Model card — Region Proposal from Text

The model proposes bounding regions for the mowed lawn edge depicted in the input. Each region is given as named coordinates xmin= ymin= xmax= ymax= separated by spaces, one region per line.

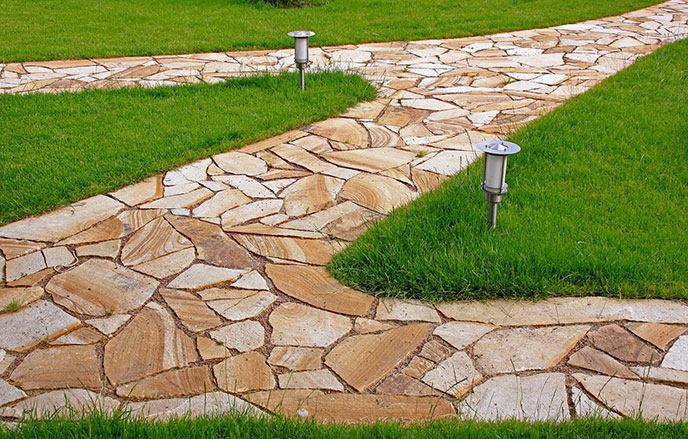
xmin=0 ymin=0 xmax=663 ymax=62
xmin=329 ymin=38 xmax=688 ymax=301
xmin=0 ymin=72 xmax=376 ymax=225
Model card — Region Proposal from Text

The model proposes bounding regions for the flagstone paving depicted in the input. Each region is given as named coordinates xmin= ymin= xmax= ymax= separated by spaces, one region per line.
xmin=1 ymin=0 xmax=688 ymax=424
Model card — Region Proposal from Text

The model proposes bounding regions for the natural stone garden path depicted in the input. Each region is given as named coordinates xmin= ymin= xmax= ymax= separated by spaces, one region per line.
xmin=2 ymin=0 xmax=688 ymax=424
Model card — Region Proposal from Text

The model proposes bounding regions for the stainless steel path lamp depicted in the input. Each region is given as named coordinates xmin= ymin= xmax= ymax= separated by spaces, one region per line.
xmin=476 ymin=140 xmax=521 ymax=229
xmin=288 ymin=31 xmax=315 ymax=91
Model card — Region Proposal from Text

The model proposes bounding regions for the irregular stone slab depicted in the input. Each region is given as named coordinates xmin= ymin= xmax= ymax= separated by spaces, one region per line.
xmin=433 ymin=321 xmax=495 ymax=350
xmin=126 ymin=391 xmax=265 ymax=420
xmin=121 ymin=217 xmax=192 ymax=266
xmin=104 ymin=303 xmax=197 ymax=385
xmin=375 ymin=299 xmax=441 ymax=323
xmin=51 ymin=327 xmax=103 ymax=345
xmin=268 ymin=347 xmax=323 ymax=371
xmin=161 ymin=288 xmax=222 ymax=332
xmin=192 ymin=189 xmax=251 ymax=218
xmin=197 ymin=336 xmax=230 ymax=360
xmin=325 ymin=324 xmax=433 ymax=392
xmin=0 ymin=349 xmax=15 ymax=374
xmin=231 ymin=271 xmax=269 ymax=290
xmin=269 ymin=303 xmax=352 ymax=347
xmin=419 ymin=340 xmax=453 ymax=363
xmin=166 ymin=215 xmax=255 ymax=270
xmin=266 ymin=264 xmax=374 ymax=316
xmin=280 ymin=175 xmax=343 ymax=217
xmin=570 ymin=386 xmax=620 ymax=419
xmin=110 ymin=176 xmax=164 ymax=206
xmin=76 ymin=240 xmax=121 ymax=258
xmin=0 ymin=286 xmax=43 ymax=310
xmin=422 ymin=351 xmax=482 ymax=397
xmin=0 ymin=195 xmax=123 ymax=242
xmin=280 ymin=201 xmax=371 ymax=232
xmin=133 ymin=247 xmax=195 ymax=279
xmin=214 ymin=351 xmax=275 ymax=393
xmin=575 ymin=374 xmax=688 ymax=421
xmin=307 ymin=118 xmax=368 ymax=148
xmin=5 ymin=251 xmax=46 ymax=283
xmin=140 ymin=188 xmax=213 ymax=209
xmin=227 ymin=223 xmax=323 ymax=239
xmin=167 ymin=264 xmax=246 ymax=290
xmin=340 ymin=173 xmax=416 ymax=214
xmin=416 ymin=150 xmax=481 ymax=175
xmin=354 ymin=318 xmax=395 ymax=334
xmin=322 ymin=148 xmax=416 ymax=173
xmin=271 ymin=144 xmax=334 ymax=173
xmin=411 ymin=167 xmax=448 ymax=193
xmin=234 ymin=235 xmax=340 ymax=266
xmin=203 ymin=289 xmax=276 ymax=321
xmin=626 ymin=322 xmax=687 ymax=350
xmin=210 ymin=320 xmax=265 ymax=352
xmin=46 ymin=259 xmax=158 ymax=316
xmin=473 ymin=325 xmax=589 ymax=374
xmin=568 ymin=346 xmax=638 ymax=379
xmin=588 ymin=325 xmax=658 ymax=363
xmin=0 ymin=301 xmax=80 ymax=351
xmin=248 ymin=390 xmax=455 ymax=422
xmin=461 ymin=373 xmax=569 ymax=421
xmin=86 ymin=314 xmax=131 ymax=335
xmin=662 ymin=335 xmax=688 ymax=371
xmin=215 ymin=175 xmax=274 ymax=199
xmin=60 ymin=209 xmax=164 ymax=245
xmin=10 ymin=345 xmax=102 ymax=390
xmin=43 ymin=246 xmax=76 ymax=268
xmin=221 ymin=199 xmax=284 ymax=228
xmin=0 ymin=238 xmax=45 ymax=260
xmin=116 ymin=366 xmax=214 ymax=399
xmin=213 ymin=152 xmax=267 ymax=176
xmin=0 ymin=380 xmax=26 ymax=408
xmin=375 ymin=373 xmax=440 ymax=396
xmin=403 ymin=356 xmax=435 ymax=379
xmin=278 ymin=369 xmax=344 ymax=391
xmin=378 ymin=106 xmax=430 ymax=127
xmin=2 ymin=389 xmax=119 ymax=418
xmin=437 ymin=297 xmax=688 ymax=325
xmin=630 ymin=366 xmax=688 ymax=386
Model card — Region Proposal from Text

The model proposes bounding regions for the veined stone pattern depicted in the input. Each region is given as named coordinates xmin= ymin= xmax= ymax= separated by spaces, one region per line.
xmin=1 ymin=0 xmax=688 ymax=424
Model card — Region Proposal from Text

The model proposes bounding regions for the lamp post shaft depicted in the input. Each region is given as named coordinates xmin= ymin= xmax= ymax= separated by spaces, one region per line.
xmin=488 ymin=201 xmax=498 ymax=229
xmin=298 ymin=63 xmax=305 ymax=91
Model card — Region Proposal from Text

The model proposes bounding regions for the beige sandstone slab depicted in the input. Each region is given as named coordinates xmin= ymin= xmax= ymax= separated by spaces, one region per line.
xmin=5 ymin=251 xmax=46 ymax=283
xmin=197 ymin=336 xmax=230 ymax=360
xmin=42 ymin=246 xmax=74 ymax=267
xmin=210 ymin=320 xmax=265 ymax=352
xmin=234 ymin=235 xmax=340 ymax=265
xmin=631 ymin=366 xmax=688 ymax=386
xmin=472 ymin=325 xmax=589 ymax=374
xmin=0 ymin=239 xmax=45 ymax=260
xmin=0 ymin=380 xmax=25 ymax=408
xmin=325 ymin=324 xmax=433 ymax=392
xmin=567 ymin=346 xmax=638 ymax=379
xmin=271 ymin=144 xmax=334 ymax=173
xmin=378 ymin=106 xmax=430 ymax=127
xmin=403 ymin=356 xmax=435 ymax=379
xmin=2 ymin=389 xmax=119 ymax=418
xmin=160 ymin=288 xmax=222 ymax=332
xmin=110 ymin=176 xmax=164 ymax=206
xmin=416 ymin=150 xmax=481 ymax=175
xmin=0 ymin=300 xmax=80 ymax=351
xmin=213 ymin=152 xmax=267 ymax=176
xmin=116 ymin=366 xmax=214 ymax=399
xmin=221 ymin=199 xmax=284 ymax=228
xmin=121 ymin=217 xmax=192 ymax=266
xmin=375 ymin=299 xmax=441 ymax=323
xmin=307 ymin=118 xmax=368 ymax=148
xmin=227 ymin=223 xmax=323 ymax=239
xmin=421 ymin=351 xmax=482 ymax=397
xmin=626 ymin=322 xmax=687 ymax=350
xmin=322 ymin=148 xmax=416 ymax=173
xmin=76 ymin=240 xmax=121 ymax=258
xmin=411 ymin=168 xmax=448 ymax=193
xmin=86 ymin=314 xmax=131 ymax=335
xmin=0 ymin=286 xmax=43 ymax=310
xmin=268 ymin=346 xmax=323 ymax=371
xmin=133 ymin=247 xmax=196 ymax=279
xmin=340 ymin=173 xmax=416 ymax=214
xmin=433 ymin=321 xmax=495 ymax=350
xmin=46 ymin=259 xmax=157 ymax=316
xmin=375 ymin=373 xmax=440 ymax=396
xmin=104 ymin=303 xmax=197 ymax=385
xmin=167 ymin=264 xmax=246 ymax=290
xmin=214 ymin=351 xmax=275 ymax=393
xmin=266 ymin=264 xmax=374 ymax=316
xmin=269 ymin=303 xmax=352 ymax=347
xmin=192 ymin=189 xmax=251 ymax=218
xmin=0 ymin=350 xmax=16 ymax=374
xmin=280 ymin=174 xmax=344 ymax=217
xmin=50 ymin=327 xmax=103 ymax=345
xmin=10 ymin=345 xmax=102 ymax=390
xmin=419 ymin=339 xmax=453 ymax=363
xmin=126 ymin=391 xmax=265 ymax=420
xmin=60 ymin=209 xmax=164 ymax=245
xmin=231 ymin=271 xmax=269 ymax=290
xmin=203 ymin=288 xmax=276 ymax=321
xmin=278 ymin=369 xmax=344 ymax=391
xmin=588 ymin=324 xmax=658 ymax=363
xmin=364 ymin=123 xmax=405 ymax=148
xmin=140 ymin=188 xmax=213 ymax=209
xmin=570 ymin=386 xmax=620 ymax=419
xmin=662 ymin=335 xmax=688 ymax=371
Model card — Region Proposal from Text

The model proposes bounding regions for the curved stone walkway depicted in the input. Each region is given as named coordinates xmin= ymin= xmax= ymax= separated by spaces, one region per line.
xmin=1 ymin=0 xmax=688 ymax=424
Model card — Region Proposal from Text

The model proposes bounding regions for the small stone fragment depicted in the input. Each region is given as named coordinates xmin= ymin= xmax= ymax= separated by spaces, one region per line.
xmin=419 ymin=340 xmax=453 ymax=363
xmin=433 ymin=322 xmax=495 ymax=350
xmin=422 ymin=352 xmax=482 ymax=397
xmin=588 ymin=325 xmax=659 ymax=363
xmin=626 ymin=322 xmax=686 ymax=350
xmin=568 ymin=346 xmax=638 ymax=379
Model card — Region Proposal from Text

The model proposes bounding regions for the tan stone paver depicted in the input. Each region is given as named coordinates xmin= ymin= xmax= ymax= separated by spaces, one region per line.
xmin=1 ymin=0 xmax=688 ymax=423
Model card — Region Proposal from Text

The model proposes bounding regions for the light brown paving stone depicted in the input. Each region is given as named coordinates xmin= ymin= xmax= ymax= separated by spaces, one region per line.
xmin=227 ymin=223 xmax=324 ymax=239
xmin=280 ymin=201 xmax=371 ymax=232
xmin=376 ymin=373 xmax=440 ymax=396
xmin=430 ymin=129 xmax=495 ymax=150
xmin=268 ymin=347 xmax=323 ymax=371
xmin=403 ymin=356 xmax=435 ymax=379
xmin=0 ymin=300 xmax=81 ymax=351
xmin=0 ymin=380 xmax=25 ymax=408
xmin=167 ymin=264 xmax=246 ymax=290
xmin=160 ymin=288 xmax=222 ymax=332
xmin=192 ymin=189 xmax=251 ymax=218
xmin=375 ymin=299 xmax=441 ymax=323
xmin=214 ymin=351 xmax=275 ymax=393
xmin=230 ymin=270 xmax=269 ymax=290
xmin=76 ymin=239 xmax=121 ymax=258
xmin=322 ymin=148 xmax=416 ymax=173
xmin=10 ymin=345 xmax=102 ymax=390
xmin=59 ymin=209 xmax=164 ymax=245
xmin=570 ymin=386 xmax=620 ymax=419
xmin=116 ymin=366 xmax=214 ymax=399
xmin=212 ymin=152 xmax=268 ymax=176
xmin=46 ymin=259 xmax=157 ymax=316
xmin=203 ymin=288 xmax=276 ymax=320
xmin=473 ymin=325 xmax=589 ymax=374
xmin=125 ymin=391 xmax=266 ymax=420
xmin=0 ymin=349 xmax=16 ymax=374
xmin=325 ymin=324 xmax=433 ymax=392
xmin=86 ymin=314 xmax=131 ymax=335
xmin=307 ymin=118 xmax=368 ymax=147
xmin=197 ymin=336 xmax=230 ymax=360
xmin=104 ymin=303 xmax=197 ymax=385
xmin=0 ymin=239 xmax=45 ymax=260
xmin=266 ymin=264 xmax=374 ymax=316
xmin=411 ymin=168 xmax=448 ymax=193
xmin=290 ymin=135 xmax=331 ymax=154
xmin=234 ymin=235 xmax=341 ymax=265
xmin=140 ymin=187 xmax=213 ymax=209
xmin=2 ymin=389 xmax=119 ymax=418
xmin=416 ymin=150 xmax=481 ymax=176
xmin=248 ymin=390 xmax=455 ymax=422
xmin=574 ymin=374 xmax=688 ymax=421
xmin=0 ymin=195 xmax=123 ymax=242
xmin=662 ymin=335 xmax=688 ymax=371
xmin=280 ymin=174 xmax=344 ymax=217
xmin=353 ymin=318 xmax=395 ymax=334
xmin=221 ymin=199 xmax=284 ymax=228
xmin=568 ymin=346 xmax=638 ymax=379
xmin=0 ymin=286 xmax=43 ymax=310
xmin=50 ymin=327 xmax=103 ymax=345
xmin=271 ymin=144 xmax=334 ymax=174
xmin=214 ymin=175 xmax=274 ymax=199
xmin=421 ymin=351 xmax=482 ymax=397
xmin=626 ymin=322 xmax=687 ymax=350
xmin=41 ymin=247 xmax=76 ymax=268
xmin=121 ymin=217 xmax=192 ymax=266
xmin=210 ymin=320 xmax=265 ymax=352
xmin=419 ymin=339 xmax=453 ymax=363
xmin=133 ymin=247 xmax=196 ymax=279
xmin=5 ymin=251 xmax=46 ymax=283
xmin=364 ymin=124 xmax=404 ymax=148
xmin=631 ymin=366 xmax=688 ymax=386
xmin=378 ymin=106 xmax=430 ymax=127
xmin=588 ymin=324 xmax=659 ymax=363
xmin=433 ymin=321 xmax=495 ymax=350
xmin=269 ymin=303 xmax=352 ymax=347
xmin=110 ymin=176 xmax=164 ymax=206
xmin=6 ymin=267 xmax=54 ymax=288
xmin=460 ymin=373 xmax=569 ymax=421
xmin=278 ymin=369 xmax=344 ymax=391
xmin=340 ymin=173 xmax=416 ymax=214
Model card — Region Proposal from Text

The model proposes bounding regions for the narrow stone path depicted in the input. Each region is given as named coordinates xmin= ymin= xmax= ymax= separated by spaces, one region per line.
xmin=1 ymin=0 xmax=688 ymax=424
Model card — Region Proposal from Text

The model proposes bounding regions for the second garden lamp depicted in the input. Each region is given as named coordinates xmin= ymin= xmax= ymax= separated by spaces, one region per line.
xmin=288 ymin=31 xmax=315 ymax=91
xmin=475 ymin=140 xmax=521 ymax=229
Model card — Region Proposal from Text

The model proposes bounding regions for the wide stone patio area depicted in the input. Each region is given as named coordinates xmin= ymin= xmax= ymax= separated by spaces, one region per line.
xmin=1 ymin=0 xmax=688 ymax=424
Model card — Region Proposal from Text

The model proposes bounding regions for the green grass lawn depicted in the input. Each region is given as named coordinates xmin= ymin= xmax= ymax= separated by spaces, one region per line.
xmin=2 ymin=415 xmax=687 ymax=439
xmin=0 ymin=72 xmax=375 ymax=225
xmin=0 ymin=0 xmax=662 ymax=62
xmin=329 ymin=38 xmax=688 ymax=301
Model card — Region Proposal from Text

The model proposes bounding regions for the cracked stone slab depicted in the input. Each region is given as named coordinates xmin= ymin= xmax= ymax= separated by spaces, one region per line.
xmin=421 ymin=351 xmax=482 ymax=397
xmin=0 ymin=301 xmax=81 ymax=351
xmin=202 ymin=288 xmax=277 ymax=321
